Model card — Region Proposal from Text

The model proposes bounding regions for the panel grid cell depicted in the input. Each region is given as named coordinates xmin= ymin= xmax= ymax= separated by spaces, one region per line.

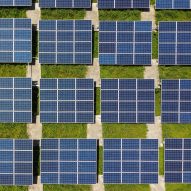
xmin=39 ymin=20 xmax=92 ymax=64
xmin=0 ymin=19 xmax=32 ymax=63
xmin=98 ymin=0 xmax=150 ymax=9
xmin=0 ymin=0 xmax=32 ymax=6
xmin=0 ymin=78 xmax=32 ymax=123
xmin=40 ymin=78 xmax=94 ymax=123
xmin=159 ymin=22 xmax=191 ymax=65
xmin=40 ymin=139 xmax=97 ymax=184
xmin=161 ymin=79 xmax=191 ymax=123
xmin=99 ymin=21 xmax=152 ymax=65
xmin=165 ymin=138 xmax=191 ymax=183
xmin=103 ymin=139 xmax=159 ymax=184
xmin=0 ymin=139 xmax=33 ymax=185
xmin=156 ymin=0 xmax=191 ymax=9
xmin=39 ymin=0 xmax=91 ymax=8
xmin=101 ymin=79 xmax=155 ymax=123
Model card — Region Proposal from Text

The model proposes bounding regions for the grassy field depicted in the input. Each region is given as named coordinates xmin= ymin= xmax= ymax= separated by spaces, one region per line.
xmin=98 ymin=146 xmax=103 ymax=175
xmin=99 ymin=10 xmax=141 ymax=21
xmin=41 ymin=65 xmax=87 ymax=78
xmin=103 ymin=124 xmax=148 ymax=138
xmin=100 ymin=66 xmax=145 ymax=78
xmin=0 ymin=65 xmax=26 ymax=77
xmin=96 ymin=88 xmax=100 ymax=115
xmin=43 ymin=185 xmax=90 ymax=191
xmin=41 ymin=9 xmax=86 ymax=20
xmin=152 ymin=32 xmax=158 ymax=59
xmin=0 ymin=8 xmax=26 ymax=18
xmin=105 ymin=184 xmax=150 ymax=191
xmin=42 ymin=124 xmax=87 ymax=138
xmin=163 ymin=124 xmax=191 ymax=139
xmin=166 ymin=184 xmax=191 ymax=191
xmin=0 ymin=187 xmax=28 ymax=191
xmin=159 ymin=147 xmax=164 ymax=175
xmin=0 ymin=124 xmax=28 ymax=138
xmin=155 ymin=88 xmax=161 ymax=116
xmin=93 ymin=32 xmax=98 ymax=58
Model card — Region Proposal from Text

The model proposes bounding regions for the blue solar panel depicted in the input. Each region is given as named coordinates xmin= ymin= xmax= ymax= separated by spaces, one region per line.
xmin=101 ymin=79 xmax=155 ymax=123
xmin=159 ymin=22 xmax=191 ymax=65
xmin=156 ymin=0 xmax=191 ymax=9
xmin=165 ymin=139 xmax=191 ymax=183
xmin=98 ymin=0 xmax=150 ymax=9
xmin=0 ymin=78 xmax=32 ymax=123
xmin=0 ymin=0 xmax=31 ymax=6
xmin=39 ymin=0 xmax=91 ymax=8
xmin=41 ymin=139 xmax=97 ymax=184
xmin=161 ymin=79 xmax=191 ymax=123
xmin=40 ymin=78 xmax=94 ymax=123
xmin=39 ymin=20 xmax=92 ymax=65
xmin=0 ymin=139 xmax=33 ymax=185
xmin=0 ymin=19 xmax=32 ymax=63
xmin=99 ymin=21 xmax=152 ymax=65
xmin=103 ymin=139 xmax=158 ymax=184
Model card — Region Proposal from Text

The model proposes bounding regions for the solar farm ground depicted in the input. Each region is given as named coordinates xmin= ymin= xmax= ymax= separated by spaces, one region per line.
xmin=1 ymin=1 xmax=191 ymax=191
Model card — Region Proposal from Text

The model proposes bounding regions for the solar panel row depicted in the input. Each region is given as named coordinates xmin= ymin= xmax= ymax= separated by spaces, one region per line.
xmin=0 ymin=0 xmax=31 ymax=6
xmin=156 ymin=0 xmax=191 ymax=9
xmin=161 ymin=79 xmax=191 ymax=123
xmin=99 ymin=21 xmax=152 ymax=65
xmin=0 ymin=139 xmax=33 ymax=185
xmin=0 ymin=19 xmax=32 ymax=63
xmin=0 ymin=78 xmax=32 ymax=123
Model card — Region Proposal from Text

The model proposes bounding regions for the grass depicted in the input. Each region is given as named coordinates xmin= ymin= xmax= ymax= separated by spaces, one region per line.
xmin=163 ymin=124 xmax=191 ymax=139
xmin=156 ymin=10 xmax=191 ymax=23
xmin=0 ymin=124 xmax=28 ymax=138
xmin=0 ymin=8 xmax=26 ymax=18
xmin=0 ymin=65 xmax=26 ymax=77
xmin=98 ymin=146 xmax=103 ymax=175
xmin=43 ymin=185 xmax=90 ymax=191
xmin=96 ymin=88 xmax=100 ymax=115
xmin=159 ymin=66 xmax=191 ymax=79
xmin=0 ymin=187 xmax=28 ymax=191
xmin=42 ymin=124 xmax=87 ymax=138
xmin=166 ymin=184 xmax=191 ymax=191
xmin=100 ymin=66 xmax=145 ymax=78
xmin=41 ymin=65 xmax=87 ymax=78
xmin=150 ymin=0 xmax=155 ymax=5
xmin=41 ymin=9 xmax=86 ymax=20
xmin=155 ymin=88 xmax=161 ymax=116
xmin=159 ymin=147 xmax=164 ymax=175
xmin=103 ymin=124 xmax=148 ymax=138
xmin=152 ymin=32 xmax=158 ymax=59
xmin=105 ymin=185 xmax=150 ymax=191
xmin=99 ymin=10 xmax=141 ymax=21
xmin=93 ymin=31 xmax=98 ymax=58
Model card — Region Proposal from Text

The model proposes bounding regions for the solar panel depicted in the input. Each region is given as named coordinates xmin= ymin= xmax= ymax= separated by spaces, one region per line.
xmin=165 ymin=138 xmax=191 ymax=183
xmin=98 ymin=0 xmax=150 ymax=9
xmin=39 ymin=20 xmax=92 ymax=65
xmin=39 ymin=0 xmax=91 ymax=8
xmin=156 ymin=0 xmax=191 ymax=9
xmin=0 ymin=19 xmax=32 ymax=63
xmin=101 ymin=79 xmax=155 ymax=123
xmin=0 ymin=0 xmax=31 ymax=6
xmin=41 ymin=139 xmax=97 ymax=184
xmin=159 ymin=22 xmax=191 ymax=65
xmin=99 ymin=21 xmax=152 ymax=65
xmin=0 ymin=139 xmax=33 ymax=185
xmin=0 ymin=78 xmax=32 ymax=123
xmin=103 ymin=139 xmax=158 ymax=184
xmin=161 ymin=79 xmax=191 ymax=123
xmin=40 ymin=78 xmax=94 ymax=123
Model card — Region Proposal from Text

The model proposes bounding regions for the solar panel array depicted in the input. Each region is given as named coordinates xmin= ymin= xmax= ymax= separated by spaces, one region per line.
xmin=156 ymin=0 xmax=191 ymax=9
xmin=41 ymin=139 xmax=97 ymax=184
xmin=40 ymin=78 xmax=94 ymax=123
xmin=0 ymin=78 xmax=32 ymax=123
xmin=159 ymin=22 xmax=191 ymax=65
xmin=165 ymin=139 xmax=191 ymax=183
xmin=98 ymin=0 xmax=150 ymax=9
xmin=101 ymin=79 xmax=155 ymax=123
xmin=161 ymin=80 xmax=191 ymax=123
xmin=39 ymin=20 xmax=92 ymax=65
xmin=0 ymin=139 xmax=33 ymax=185
xmin=0 ymin=19 xmax=32 ymax=63
xmin=99 ymin=21 xmax=152 ymax=65
xmin=39 ymin=0 xmax=91 ymax=8
xmin=104 ymin=139 xmax=158 ymax=184
xmin=0 ymin=0 xmax=31 ymax=6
